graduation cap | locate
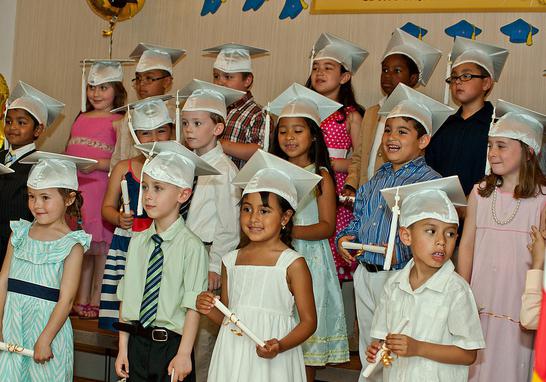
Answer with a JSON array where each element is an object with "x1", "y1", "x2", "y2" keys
[
  {"x1": 383, "y1": 28, "x2": 442, "y2": 86},
  {"x1": 311, "y1": 32, "x2": 368, "y2": 73},
  {"x1": 489, "y1": 99, "x2": 546, "y2": 154},
  {"x1": 500, "y1": 19, "x2": 539, "y2": 46},
  {"x1": 232, "y1": 149, "x2": 322, "y2": 210},
  {"x1": 130, "y1": 43, "x2": 186, "y2": 75},
  {"x1": 379, "y1": 83, "x2": 454, "y2": 136},
  {"x1": 450, "y1": 37, "x2": 509, "y2": 82},
  {"x1": 7, "y1": 81, "x2": 65, "y2": 127},
  {"x1": 445, "y1": 20, "x2": 482, "y2": 40},
  {"x1": 400, "y1": 22, "x2": 428, "y2": 40},
  {"x1": 0, "y1": 163, "x2": 14, "y2": 175},
  {"x1": 203, "y1": 43, "x2": 268, "y2": 74}
]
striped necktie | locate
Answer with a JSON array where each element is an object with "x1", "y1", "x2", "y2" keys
[
  {"x1": 4, "y1": 151, "x2": 15, "y2": 165},
  {"x1": 139, "y1": 233, "x2": 164, "y2": 328}
]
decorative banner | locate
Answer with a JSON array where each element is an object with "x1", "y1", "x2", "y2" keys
[
  {"x1": 400, "y1": 22, "x2": 427, "y2": 40},
  {"x1": 445, "y1": 20, "x2": 482, "y2": 40},
  {"x1": 501, "y1": 19, "x2": 539, "y2": 46},
  {"x1": 201, "y1": 0, "x2": 226, "y2": 16}
]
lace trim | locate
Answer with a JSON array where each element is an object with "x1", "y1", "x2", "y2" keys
[{"x1": 67, "y1": 137, "x2": 114, "y2": 153}]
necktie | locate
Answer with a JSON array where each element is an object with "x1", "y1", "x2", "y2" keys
[
  {"x1": 139, "y1": 233, "x2": 164, "y2": 328},
  {"x1": 4, "y1": 151, "x2": 15, "y2": 165}
]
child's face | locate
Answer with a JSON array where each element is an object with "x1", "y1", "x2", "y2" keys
[
  {"x1": 27, "y1": 187, "x2": 71, "y2": 225},
  {"x1": 382, "y1": 117, "x2": 430, "y2": 170},
  {"x1": 449, "y1": 63, "x2": 492, "y2": 105},
  {"x1": 4, "y1": 109, "x2": 43, "y2": 149},
  {"x1": 135, "y1": 125, "x2": 172, "y2": 144},
  {"x1": 212, "y1": 69, "x2": 251, "y2": 92},
  {"x1": 240, "y1": 192, "x2": 292, "y2": 244},
  {"x1": 277, "y1": 117, "x2": 313, "y2": 165},
  {"x1": 133, "y1": 69, "x2": 172, "y2": 100},
  {"x1": 488, "y1": 137, "x2": 523, "y2": 177},
  {"x1": 400, "y1": 218, "x2": 458, "y2": 270},
  {"x1": 142, "y1": 174, "x2": 191, "y2": 220},
  {"x1": 310, "y1": 59, "x2": 350, "y2": 97},
  {"x1": 182, "y1": 111, "x2": 224, "y2": 155},
  {"x1": 381, "y1": 54, "x2": 419, "y2": 96},
  {"x1": 87, "y1": 83, "x2": 116, "y2": 112}
]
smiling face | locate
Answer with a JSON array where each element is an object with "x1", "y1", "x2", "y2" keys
[
  {"x1": 28, "y1": 187, "x2": 72, "y2": 225},
  {"x1": 4, "y1": 109, "x2": 43, "y2": 149},
  {"x1": 135, "y1": 124, "x2": 173, "y2": 144},
  {"x1": 488, "y1": 136, "x2": 523, "y2": 178},
  {"x1": 382, "y1": 117, "x2": 430, "y2": 170},
  {"x1": 182, "y1": 111, "x2": 224, "y2": 155},
  {"x1": 87, "y1": 83, "x2": 116, "y2": 112},
  {"x1": 310, "y1": 59, "x2": 351, "y2": 99},
  {"x1": 276, "y1": 117, "x2": 314, "y2": 166}
]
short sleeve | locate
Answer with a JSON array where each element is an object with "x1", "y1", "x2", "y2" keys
[
  {"x1": 180, "y1": 239, "x2": 209, "y2": 310},
  {"x1": 447, "y1": 287, "x2": 486, "y2": 350},
  {"x1": 9, "y1": 219, "x2": 32, "y2": 249},
  {"x1": 66, "y1": 230, "x2": 92, "y2": 253}
]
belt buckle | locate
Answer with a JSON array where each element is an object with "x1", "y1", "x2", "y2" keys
[{"x1": 151, "y1": 328, "x2": 168, "y2": 342}]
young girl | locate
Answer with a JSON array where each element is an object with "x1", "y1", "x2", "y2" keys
[
  {"x1": 306, "y1": 32, "x2": 365, "y2": 282},
  {"x1": 98, "y1": 96, "x2": 173, "y2": 331},
  {"x1": 458, "y1": 100, "x2": 546, "y2": 382},
  {"x1": 0, "y1": 153, "x2": 92, "y2": 381},
  {"x1": 196, "y1": 150, "x2": 317, "y2": 382},
  {"x1": 269, "y1": 83, "x2": 350, "y2": 381},
  {"x1": 65, "y1": 60, "x2": 127, "y2": 319}
]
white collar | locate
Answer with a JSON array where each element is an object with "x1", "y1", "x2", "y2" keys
[
  {"x1": 6, "y1": 143, "x2": 36, "y2": 166},
  {"x1": 199, "y1": 142, "x2": 224, "y2": 163}
]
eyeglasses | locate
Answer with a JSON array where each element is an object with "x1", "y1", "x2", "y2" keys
[
  {"x1": 445, "y1": 73, "x2": 488, "y2": 84},
  {"x1": 131, "y1": 75, "x2": 170, "y2": 86}
]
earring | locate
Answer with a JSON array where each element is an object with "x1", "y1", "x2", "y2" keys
[{"x1": 281, "y1": 224, "x2": 286, "y2": 230}]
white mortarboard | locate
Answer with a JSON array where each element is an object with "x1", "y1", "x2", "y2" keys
[
  {"x1": 0, "y1": 163, "x2": 14, "y2": 174},
  {"x1": 7, "y1": 81, "x2": 64, "y2": 127},
  {"x1": 489, "y1": 99, "x2": 546, "y2": 154},
  {"x1": 130, "y1": 43, "x2": 186, "y2": 75},
  {"x1": 383, "y1": 29, "x2": 442, "y2": 86},
  {"x1": 232, "y1": 149, "x2": 322, "y2": 210},
  {"x1": 450, "y1": 37, "x2": 509, "y2": 82},
  {"x1": 311, "y1": 32, "x2": 369, "y2": 73},
  {"x1": 203, "y1": 43, "x2": 268, "y2": 74},
  {"x1": 379, "y1": 83, "x2": 454, "y2": 135},
  {"x1": 21, "y1": 151, "x2": 97, "y2": 190}
]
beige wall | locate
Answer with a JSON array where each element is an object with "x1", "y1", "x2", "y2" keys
[{"x1": 11, "y1": 0, "x2": 546, "y2": 152}]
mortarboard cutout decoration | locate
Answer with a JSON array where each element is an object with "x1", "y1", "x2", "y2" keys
[
  {"x1": 279, "y1": 0, "x2": 309, "y2": 20},
  {"x1": 201, "y1": 0, "x2": 225, "y2": 16},
  {"x1": 7, "y1": 81, "x2": 65, "y2": 128},
  {"x1": 232, "y1": 149, "x2": 322, "y2": 210},
  {"x1": 400, "y1": 22, "x2": 428, "y2": 40},
  {"x1": 203, "y1": 43, "x2": 268, "y2": 74},
  {"x1": 311, "y1": 32, "x2": 369, "y2": 74},
  {"x1": 500, "y1": 19, "x2": 539, "y2": 46},
  {"x1": 243, "y1": 0, "x2": 267, "y2": 11},
  {"x1": 130, "y1": 43, "x2": 186, "y2": 74},
  {"x1": 445, "y1": 20, "x2": 482, "y2": 40}
]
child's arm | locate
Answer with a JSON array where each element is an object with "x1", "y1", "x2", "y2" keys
[
  {"x1": 292, "y1": 169, "x2": 336, "y2": 240},
  {"x1": 521, "y1": 225, "x2": 545, "y2": 330},
  {"x1": 80, "y1": 158, "x2": 111, "y2": 174},
  {"x1": 196, "y1": 263, "x2": 229, "y2": 326},
  {"x1": 0, "y1": 239, "x2": 15, "y2": 340},
  {"x1": 332, "y1": 111, "x2": 362, "y2": 174},
  {"x1": 101, "y1": 160, "x2": 133, "y2": 229},
  {"x1": 457, "y1": 191, "x2": 478, "y2": 282},
  {"x1": 256, "y1": 257, "x2": 317, "y2": 359},
  {"x1": 34, "y1": 243, "x2": 84, "y2": 363},
  {"x1": 168, "y1": 309, "x2": 200, "y2": 381},
  {"x1": 115, "y1": 302, "x2": 130, "y2": 379},
  {"x1": 220, "y1": 141, "x2": 260, "y2": 162}
]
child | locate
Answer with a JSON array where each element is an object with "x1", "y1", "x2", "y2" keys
[
  {"x1": 0, "y1": 152, "x2": 93, "y2": 381},
  {"x1": 345, "y1": 28, "x2": 442, "y2": 191},
  {"x1": 203, "y1": 43, "x2": 268, "y2": 168},
  {"x1": 336, "y1": 83, "x2": 453, "y2": 382},
  {"x1": 268, "y1": 83, "x2": 348, "y2": 380},
  {"x1": 458, "y1": 100, "x2": 546, "y2": 382},
  {"x1": 426, "y1": 37, "x2": 509, "y2": 196},
  {"x1": 178, "y1": 79, "x2": 243, "y2": 381},
  {"x1": 366, "y1": 177, "x2": 485, "y2": 381},
  {"x1": 111, "y1": 43, "x2": 185, "y2": 169},
  {"x1": 65, "y1": 59, "x2": 127, "y2": 319},
  {"x1": 98, "y1": 95, "x2": 174, "y2": 331},
  {"x1": 0, "y1": 81, "x2": 64, "y2": 263},
  {"x1": 115, "y1": 141, "x2": 216, "y2": 382},
  {"x1": 305, "y1": 32, "x2": 366, "y2": 282},
  {"x1": 196, "y1": 150, "x2": 318, "y2": 382},
  {"x1": 520, "y1": 225, "x2": 545, "y2": 330}
]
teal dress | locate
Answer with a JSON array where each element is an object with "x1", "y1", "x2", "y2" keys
[
  {"x1": 292, "y1": 165, "x2": 349, "y2": 366},
  {"x1": 0, "y1": 220, "x2": 91, "y2": 381}
]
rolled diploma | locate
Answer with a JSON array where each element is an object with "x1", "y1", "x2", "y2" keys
[
  {"x1": 213, "y1": 298, "x2": 266, "y2": 347},
  {"x1": 120, "y1": 179, "x2": 131, "y2": 215},
  {"x1": 362, "y1": 318, "x2": 409, "y2": 378},
  {"x1": 383, "y1": 191, "x2": 400, "y2": 271},
  {"x1": 0, "y1": 341, "x2": 34, "y2": 357},
  {"x1": 342, "y1": 241, "x2": 386, "y2": 255}
]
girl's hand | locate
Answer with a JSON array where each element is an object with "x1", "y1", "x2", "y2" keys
[
  {"x1": 115, "y1": 350, "x2": 129, "y2": 378},
  {"x1": 337, "y1": 235, "x2": 356, "y2": 264},
  {"x1": 79, "y1": 162, "x2": 98, "y2": 174},
  {"x1": 196, "y1": 292, "x2": 216, "y2": 315},
  {"x1": 168, "y1": 353, "x2": 192, "y2": 381},
  {"x1": 256, "y1": 338, "x2": 281, "y2": 359},
  {"x1": 385, "y1": 333, "x2": 420, "y2": 358},
  {"x1": 208, "y1": 272, "x2": 221, "y2": 292},
  {"x1": 366, "y1": 340, "x2": 383, "y2": 363},
  {"x1": 33, "y1": 336, "x2": 53, "y2": 364},
  {"x1": 528, "y1": 225, "x2": 546, "y2": 270},
  {"x1": 118, "y1": 211, "x2": 134, "y2": 230}
]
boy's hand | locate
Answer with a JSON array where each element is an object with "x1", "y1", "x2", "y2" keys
[
  {"x1": 118, "y1": 211, "x2": 134, "y2": 230},
  {"x1": 528, "y1": 225, "x2": 546, "y2": 270},
  {"x1": 366, "y1": 340, "x2": 383, "y2": 363},
  {"x1": 256, "y1": 338, "x2": 281, "y2": 359},
  {"x1": 168, "y1": 353, "x2": 192, "y2": 381},
  {"x1": 208, "y1": 272, "x2": 221, "y2": 291},
  {"x1": 33, "y1": 335, "x2": 53, "y2": 364},
  {"x1": 338, "y1": 235, "x2": 356, "y2": 264},
  {"x1": 385, "y1": 333, "x2": 420, "y2": 358},
  {"x1": 196, "y1": 292, "x2": 216, "y2": 315},
  {"x1": 115, "y1": 350, "x2": 130, "y2": 378},
  {"x1": 341, "y1": 188, "x2": 356, "y2": 208}
]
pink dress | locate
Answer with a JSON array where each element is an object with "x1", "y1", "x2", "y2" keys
[
  {"x1": 65, "y1": 113, "x2": 120, "y2": 250},
  {"x1": 320, "y1": 106, "x2": 356, "y2": 282},
  {"x1": 469, "y1": 184, "x2": 546, "y2": 382}
]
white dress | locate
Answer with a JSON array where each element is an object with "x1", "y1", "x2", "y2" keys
[{"x1": 207, "y1": 249, "x2": 306, "y2": 382}]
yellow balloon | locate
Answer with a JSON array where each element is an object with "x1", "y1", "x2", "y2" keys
[{"x1": 86, "y1": 0, "x2": 145, "y2": 23}]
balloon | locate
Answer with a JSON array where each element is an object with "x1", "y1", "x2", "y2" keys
[{"x1": 86, "y1": 0, "x2": 145, "y2": 22}]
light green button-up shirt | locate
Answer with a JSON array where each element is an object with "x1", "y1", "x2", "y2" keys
[{"x1": 117, "y1": 217, "x2": 208, "y2": 334}]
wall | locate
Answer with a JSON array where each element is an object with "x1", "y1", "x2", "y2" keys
[
  {"x1": 11, "y1": 0, "x2": 546, "y2": 152},
  {"x1": 0, "y1": 0, "x2": 17, "y2": 85}
]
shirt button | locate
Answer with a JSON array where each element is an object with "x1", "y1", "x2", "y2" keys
[
  {"x1": 379, "y1": 205, "x2": 383, "y2": 209},
  {"x1": 372, "y1": 222, "x2": 377, "y2": 226}
]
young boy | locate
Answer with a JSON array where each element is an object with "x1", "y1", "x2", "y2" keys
[
  {"x1": 0, "y1": 81, "x2": 64, "y2": 262},
  {"x1": 110, "y1": 43, "x2": 185, "y2": 169},
  {"x1": 114, "y1": 141, "x2": 219, "y2": 382},
  {"x1": 203, "y1": 43, "x2": 268, "y2": 168},
  {"x1": 366, "y1": 177, "x2": 485, "y2": 381},
  {"x1": 178, "y1": 79, "x2": 243, "y2": 381},
  {"x1": 426, "y1": 37, "x2": 509, "y2": 196},
  {"x1": 336, "y1": 83, "x2": 453, "y2": 382},
  {"x1": 344, "y1": 28, "x2": 442, "y2": 193}
]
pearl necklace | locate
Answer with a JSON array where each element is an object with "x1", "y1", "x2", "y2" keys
[{"x1": 491, "y1": 188, "x2": 521, "y2": 225}]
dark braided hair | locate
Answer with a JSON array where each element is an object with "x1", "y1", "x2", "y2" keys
[{"x1": 58, "y1": 189, "x2": 84, "y2": 229}]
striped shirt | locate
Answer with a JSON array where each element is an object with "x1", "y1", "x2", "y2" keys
[
  {"x1": 337, "y1": 156, "x2": 440, "y2": 269},
  {"x1": 221, "y1": 91, "x2": 265, "y2": 168}
]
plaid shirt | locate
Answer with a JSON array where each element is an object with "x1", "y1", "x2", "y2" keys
[{"x1": 221, "y1": 91, "x2": 265, "y2": 168}]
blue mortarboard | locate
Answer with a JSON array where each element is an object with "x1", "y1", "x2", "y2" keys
[
  {"x1": 201, "y1": 0, "x2": 224, "y2": 16},
  {"x1": 445, "y1": 20, "x2": 482, "y2": 40},
  {"x1": 500, "y1": 19, "x2": 539, "y2": 46},
  {"x1": 279, "y1": 0, "x2": 309, "y2": 20},
  {"x1": 400, "y1": 22, "x2": 428, "y2": 40}
]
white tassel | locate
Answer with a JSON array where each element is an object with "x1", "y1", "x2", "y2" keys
[
  {"x1": 81, "y1": 60, "x2": 87, "y2": 113},
  {"x1": 127, "y1": 105, "x2": 140, "y2": 146},
  {"x1": 3, "y1": 100, "x2": 10, "y2": 150},
  {"x1": 309, "y1": 46, "x2": 315, "y2": 76},
  {"x1": 263, "y1": 102, "x2": 270, "y2": 152},
  {"x1": 485, "y1": 106, "x2": 496, "y2": 176},
  {"x1": 175, "y1": 89, "x2": 181, "y2": 143},
  {"x1": 383, "y1": 187, "x2": 400, "y2": 271},
  {"x1": 443, "y1": 53, "x2": 451, "y2": 105},
  {"x1": 137, "y1": 142, "x2": 157, "y2": 216}
]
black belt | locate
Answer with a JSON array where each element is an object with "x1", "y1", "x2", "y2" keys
[
  {"x1": 114, "y1": 321, "x2": 181, "y2": 342},
  {"x1": 358, "y1": 261, "x2": 387, "y2": 273},
  {"x1": 7, "y1": 278, "x2": 60, "y2": 302}
]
